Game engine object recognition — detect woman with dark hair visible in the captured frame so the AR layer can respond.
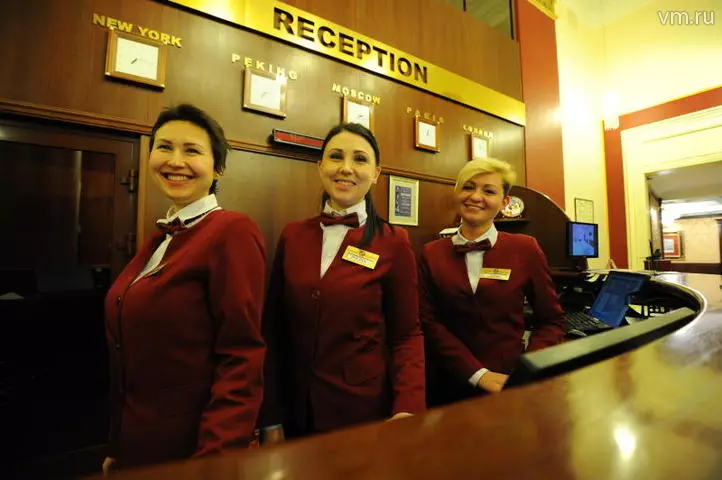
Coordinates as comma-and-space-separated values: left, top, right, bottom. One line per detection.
103, 104, 266, 471
260, 123, 425, 443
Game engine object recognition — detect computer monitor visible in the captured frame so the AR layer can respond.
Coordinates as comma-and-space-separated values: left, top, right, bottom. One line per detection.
567, 221, 599, 258
589, 271, 648, 328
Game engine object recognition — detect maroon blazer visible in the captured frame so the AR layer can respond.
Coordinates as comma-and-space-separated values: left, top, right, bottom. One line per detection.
104, 210, 266, 468
420, 232, 564, 390
261, 218, 425, 434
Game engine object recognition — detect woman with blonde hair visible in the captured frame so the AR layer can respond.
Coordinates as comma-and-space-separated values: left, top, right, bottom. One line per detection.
419, 158, 564, 405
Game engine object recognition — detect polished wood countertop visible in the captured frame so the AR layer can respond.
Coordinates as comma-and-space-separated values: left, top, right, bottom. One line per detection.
95, 273, 722, 480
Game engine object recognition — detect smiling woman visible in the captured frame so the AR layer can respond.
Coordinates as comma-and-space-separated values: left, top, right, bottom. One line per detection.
259, 122, 426, 445
103, 104, 267, 472
419, 158, 566, 405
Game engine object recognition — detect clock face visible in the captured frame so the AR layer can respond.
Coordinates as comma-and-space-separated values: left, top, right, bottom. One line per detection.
502, 196, 524, 218
249, 73, 282, 110
115, 37, 159, 80
418, 121, 437, 148
472, 136, 489, 160
347, 101, 371, 130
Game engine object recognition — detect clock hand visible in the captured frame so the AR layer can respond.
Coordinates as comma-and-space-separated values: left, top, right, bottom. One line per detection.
131, 58, 138, 64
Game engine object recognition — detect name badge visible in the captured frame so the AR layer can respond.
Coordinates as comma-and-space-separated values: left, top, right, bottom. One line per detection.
480, 268, 511, 281
342, 246, 380, 270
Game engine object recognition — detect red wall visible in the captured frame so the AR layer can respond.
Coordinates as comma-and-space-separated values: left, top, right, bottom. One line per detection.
514, 0, 565, 208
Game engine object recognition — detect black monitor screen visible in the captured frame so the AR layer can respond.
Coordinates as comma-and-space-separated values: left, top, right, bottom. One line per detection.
567, 222, 599, 258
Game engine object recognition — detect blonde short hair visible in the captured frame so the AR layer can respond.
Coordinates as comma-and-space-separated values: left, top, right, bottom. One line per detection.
454, 158, 517, 196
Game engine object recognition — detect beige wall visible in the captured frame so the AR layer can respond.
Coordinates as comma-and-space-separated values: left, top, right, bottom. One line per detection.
665, 217, 721, 263
555, 2, 609, 269
604, 0, 722, 114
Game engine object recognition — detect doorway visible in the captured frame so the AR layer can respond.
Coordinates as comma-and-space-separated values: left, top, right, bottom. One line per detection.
0, 117, 138, 477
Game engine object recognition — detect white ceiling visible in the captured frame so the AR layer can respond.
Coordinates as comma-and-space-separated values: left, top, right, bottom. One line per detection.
559, 0, 657, 27
648, 162, 722, 201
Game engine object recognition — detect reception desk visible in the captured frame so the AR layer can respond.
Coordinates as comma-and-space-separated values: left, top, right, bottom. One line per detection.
92, 272, 722, 479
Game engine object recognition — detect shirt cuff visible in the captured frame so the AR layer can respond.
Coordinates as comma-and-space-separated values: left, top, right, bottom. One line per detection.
468, 368, 489, 387
262, 424, 283, 432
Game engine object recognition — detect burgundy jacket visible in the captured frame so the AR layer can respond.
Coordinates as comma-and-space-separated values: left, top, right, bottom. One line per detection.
261, 218, 425, 434
420, 232, 565, 389
104, 210, 266, 468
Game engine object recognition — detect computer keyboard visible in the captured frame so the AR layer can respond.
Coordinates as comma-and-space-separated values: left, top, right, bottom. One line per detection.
565, 311, 613, 333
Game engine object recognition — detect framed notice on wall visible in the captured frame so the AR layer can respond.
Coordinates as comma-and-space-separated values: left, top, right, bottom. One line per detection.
388, 175, 419, 226
574, 198, 594, 223
663, 232, 683, 259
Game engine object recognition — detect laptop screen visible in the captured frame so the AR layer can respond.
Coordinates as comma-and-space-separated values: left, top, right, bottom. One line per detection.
590, 271, 648, 328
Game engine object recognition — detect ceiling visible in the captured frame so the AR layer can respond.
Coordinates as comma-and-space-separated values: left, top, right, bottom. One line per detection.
648, 161, 722, 201
559, 0, 657, 27
648, 161, 722, 217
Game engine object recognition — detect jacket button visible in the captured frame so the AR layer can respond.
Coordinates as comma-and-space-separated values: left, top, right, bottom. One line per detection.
311, 290, 320, 299
115, 343, 121, 350
115, 296, 121, 306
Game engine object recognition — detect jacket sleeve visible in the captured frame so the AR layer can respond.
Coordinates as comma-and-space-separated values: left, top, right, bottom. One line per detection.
524, 237, 566, 351
195, 216, 267, 455
257, 230, 289, 428
383, 228, 426, 415
419, 247, 484, 384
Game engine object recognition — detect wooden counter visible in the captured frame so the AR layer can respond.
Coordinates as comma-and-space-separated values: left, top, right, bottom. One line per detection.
95, 273, 722, 480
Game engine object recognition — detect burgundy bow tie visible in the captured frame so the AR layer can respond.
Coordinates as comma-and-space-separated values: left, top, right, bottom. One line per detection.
454, 238, 492, 254
156, 212, 208, 235
320, 212, 360, 228
156, 217, 187, 235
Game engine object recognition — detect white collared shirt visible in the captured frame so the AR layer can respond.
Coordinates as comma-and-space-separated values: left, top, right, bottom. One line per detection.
451, 223, 499, 387
319, 199, 367, 278
133, 194, 221, 283
451, 224, 499, 294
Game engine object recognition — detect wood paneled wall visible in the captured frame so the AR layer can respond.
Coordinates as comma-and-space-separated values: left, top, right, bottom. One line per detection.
1, 0, 526, 262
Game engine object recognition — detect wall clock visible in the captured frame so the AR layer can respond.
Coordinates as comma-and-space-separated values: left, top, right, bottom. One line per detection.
105, 29, 167, 89
415, 117, 440, 152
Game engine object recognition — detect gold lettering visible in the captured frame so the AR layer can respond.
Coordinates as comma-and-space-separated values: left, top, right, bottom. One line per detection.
171, 36, 182, 48
244, 57, 253, 68
138, 26, 149, 37
92, 13, 106, 27
332, 83, 342, 93
118, 21, 133, 33
255, 60, 265, 70
160, 32, 171, 44
365, 94, 372, 103
277, 67, 286, 77
106, 17, 118, 29
406, 107, 412, 114
231, 54, 241, 63
148, 30, 160, 41
415, 109, 421, 117
439, 117, 444, 124
423, 112, 430, 120
289, 71, 298, 80
268, 64, 276, 74
351, 89, 357, 98
372, 96, 381, 105
342, 87, 350, 96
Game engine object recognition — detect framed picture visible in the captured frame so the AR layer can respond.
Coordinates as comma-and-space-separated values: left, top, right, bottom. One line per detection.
574, 198, 594, 223
663, 232, 683, 259
342, 96, 374, 132
105, 29, 167, 88
470, 134, 489, 160
388, 175, 419, 226
415, 117, 440, 152
242, 67, 287, 118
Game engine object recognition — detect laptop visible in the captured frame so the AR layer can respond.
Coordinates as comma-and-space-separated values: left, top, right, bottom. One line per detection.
566, 271, 649, 334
